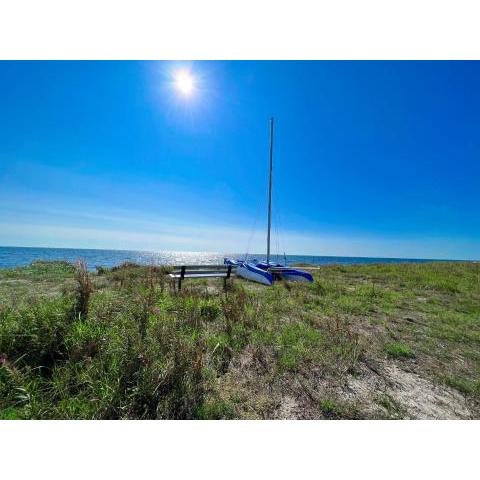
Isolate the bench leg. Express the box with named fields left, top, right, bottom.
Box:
left=224, top=265, right=232, bottom=291
left=178, top=266, right=185, bottom=292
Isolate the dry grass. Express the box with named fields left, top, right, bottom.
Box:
left=74, top=260, right=93, bottom=319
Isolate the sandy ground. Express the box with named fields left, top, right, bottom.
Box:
left=220, top=346, right=475, bottom=419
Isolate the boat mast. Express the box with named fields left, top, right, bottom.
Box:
left=266, top=117, right=274, bottom=265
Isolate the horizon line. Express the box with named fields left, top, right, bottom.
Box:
left=0, top=244, right=473, bottom=263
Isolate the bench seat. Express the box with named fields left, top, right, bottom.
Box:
left=169, top=264, right=236, bottom=290
left=169, top=272, right=234, bottom=279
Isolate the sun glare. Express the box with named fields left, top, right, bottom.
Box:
left=175, top=70, right=194, bottom=96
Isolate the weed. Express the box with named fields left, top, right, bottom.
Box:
left=74, top=260, right=93, bottom=319
left=195, top=398, right=235, bottom=419
left=0, top=407, right=23, bottom=420
left=319, top=398, right=342, bottom=418
left=276, top=322, right=322, bottom=371
left=377, top=393, right=406, bottom=419
left=200, top=303, right=221, bottom=321
left=445, top=375, right=480, bottom=398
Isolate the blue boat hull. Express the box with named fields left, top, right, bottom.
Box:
left=224, top=259, right=312, bottom=285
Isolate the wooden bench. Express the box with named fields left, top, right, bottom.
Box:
left=169, top=264, right=235, bottom=291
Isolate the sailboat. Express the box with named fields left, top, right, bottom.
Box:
left=225, top=118, right=313, bottom=286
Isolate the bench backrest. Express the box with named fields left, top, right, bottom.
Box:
left=172, top=265, right=236, bottom=277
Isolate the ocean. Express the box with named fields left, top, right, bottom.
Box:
left=0, top=246, right=454, bottom=270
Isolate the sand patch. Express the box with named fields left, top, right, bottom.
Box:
left=345, top=359, right=472, bottom=419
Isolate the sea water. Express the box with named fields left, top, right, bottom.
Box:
left=0, top=246, right=454, bottom=271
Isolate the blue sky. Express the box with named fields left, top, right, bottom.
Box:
left=0, top=61, right=479, bottom=259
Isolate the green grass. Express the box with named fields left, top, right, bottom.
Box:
left=384, top=342, right=415, bottom=358
left=1, top=260, right=479, bottom=419
left=0, top=407, right=23, bottom=420
left=376, top=393, right=407, bottom=419
left=194, top=398, right=235, bottom=419
left=276, top=322, right=323, bottom=371
left=319, top=399, right=343, bottom=418
left=445, top=375, right=480, bottom=397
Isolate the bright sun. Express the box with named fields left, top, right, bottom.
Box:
left=175, top=70, right=194, bottom=96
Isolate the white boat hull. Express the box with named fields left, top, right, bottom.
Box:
left=235, top=263, right=273, bottom=286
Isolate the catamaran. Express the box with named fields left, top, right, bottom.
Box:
left=225, top=118, right=313, bottom=286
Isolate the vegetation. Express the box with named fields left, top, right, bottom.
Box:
left=0, top=260, right=479, bottom=419
left=384, top=342, right=414, bottom=358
